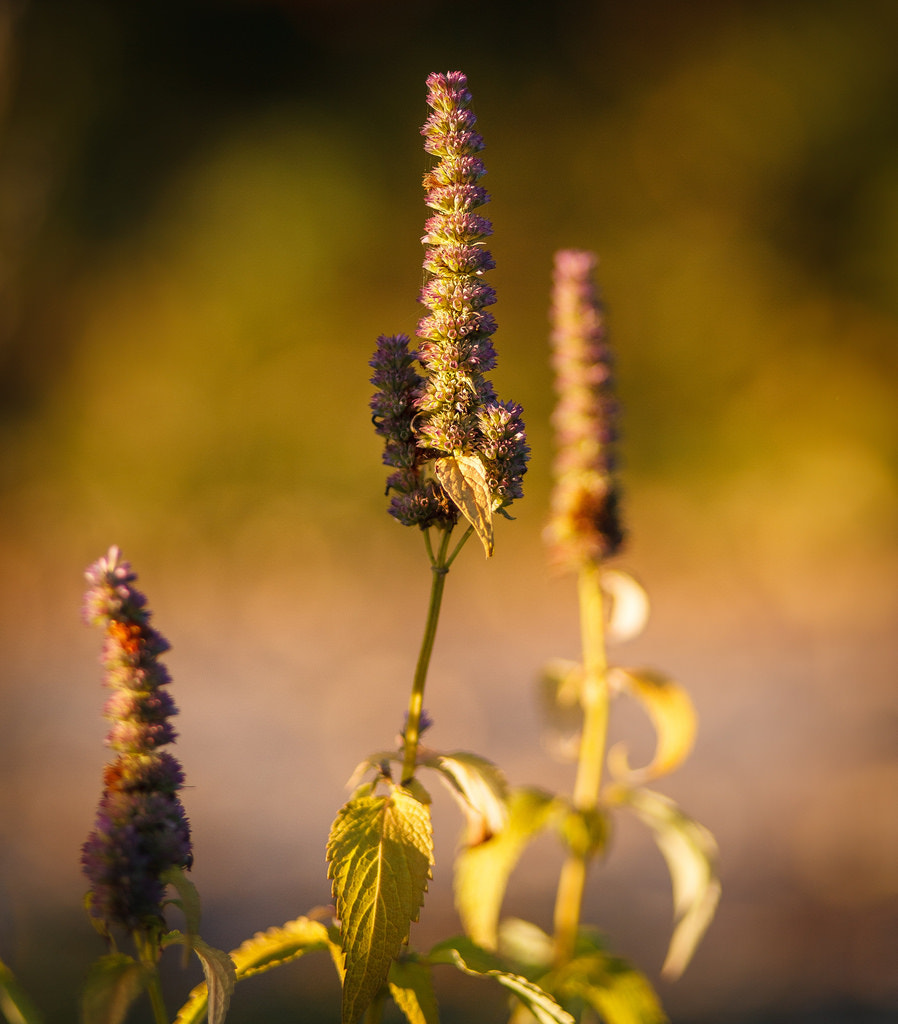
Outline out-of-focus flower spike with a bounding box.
[545,250,625,569]
[81,547,192,935]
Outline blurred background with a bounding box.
[0,0,896,1021]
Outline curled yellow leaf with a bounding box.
[607,667,696,782]
[601,568,650,642]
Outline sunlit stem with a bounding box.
[552,560,609,966]
[134,931,168,1024]
[401,525,471,784]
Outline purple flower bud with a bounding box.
[545,251,626,569]
[81,547,192,934]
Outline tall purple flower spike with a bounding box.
[81,546,192,934]
[546,250,625,569]
[371,72,528,530]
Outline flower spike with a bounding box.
[370,71,529,540]
[81,546,192,935]
[545,250,625,569]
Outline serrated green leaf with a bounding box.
[231,916,335,979]
[163,933,235,1024]
[423,751,508,844]
[388,958,439,1024]
[81,953,147,1024]
[428,939,574,1024]
[434,454,494,556]
[191,940,235,1024]
[624,788,720,979]
[172,916,337,1024]
[608,668,696,783]
[0,957,43,1024]
[328,787,434,1024]
[454,788,557,950]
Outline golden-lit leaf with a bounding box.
[538,659,585,762]
[434,454,494,556]
[496,918,555,971]
[454,788,557,950]
[624,788,720,979]
[428,939,575,1024]
[81,954,147,1024]
[163,933,236,1024]
[388,957,439,1024]
[0,957,43,1024]
[550,943,668,1024]
[601,569,650,643]
[423,751,508,845]
[327,787,434,1024]
[173,916,340,1024]
[608,668,696,782]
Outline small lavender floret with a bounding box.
[546,250,625,568]
[81,546,192,934]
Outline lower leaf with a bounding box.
[81,954,147,1024]
[328,786,434,1024]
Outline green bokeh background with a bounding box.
[1,1,896,1021]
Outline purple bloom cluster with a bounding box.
[545,250,625,569]
[371,72,528,529]
[81,546,192,934]
[370,333,456,528]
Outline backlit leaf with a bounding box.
[0,957,43,1024]
[422,751,508,844]
[388,958,439,1024]
[551,948,668,1024]
[496,918,555,971]
[81,953,147,1024]
[163,933,236,1024]
[624,788,720,979]
[327,786,434,1024]
[434,454,494,556]
[454,788,557,949]
[601,569,650,643]
[608,668,696,782]
[538,659,585,762]
[428,938,574,1024]
[172,915,339,1024]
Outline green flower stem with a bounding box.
[134,932,168,1024]
[400,525,468,784]
[552,561,610,966]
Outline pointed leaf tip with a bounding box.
[625,788,720,979]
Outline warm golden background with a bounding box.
[1,1,896,1021]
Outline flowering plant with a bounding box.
[0,71,718,1024]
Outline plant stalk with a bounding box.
[134,931,168,1024]
[552,561,610,965]
[400,526,458,784]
